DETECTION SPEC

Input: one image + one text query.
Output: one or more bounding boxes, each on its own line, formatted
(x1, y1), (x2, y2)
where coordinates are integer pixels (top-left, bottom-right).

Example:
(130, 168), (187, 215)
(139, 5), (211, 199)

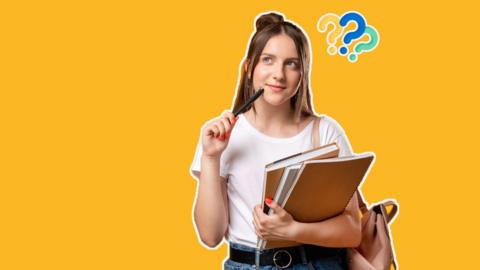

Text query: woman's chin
(263, 95), (289, 107)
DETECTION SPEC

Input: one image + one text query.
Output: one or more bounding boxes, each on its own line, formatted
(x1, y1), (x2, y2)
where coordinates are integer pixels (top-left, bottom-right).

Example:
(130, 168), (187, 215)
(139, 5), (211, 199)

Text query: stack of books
(258, 143), (375, 249)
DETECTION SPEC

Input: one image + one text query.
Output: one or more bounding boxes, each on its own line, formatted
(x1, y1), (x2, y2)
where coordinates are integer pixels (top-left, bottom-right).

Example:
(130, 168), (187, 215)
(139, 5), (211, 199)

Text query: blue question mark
(339, 12), (366, 55)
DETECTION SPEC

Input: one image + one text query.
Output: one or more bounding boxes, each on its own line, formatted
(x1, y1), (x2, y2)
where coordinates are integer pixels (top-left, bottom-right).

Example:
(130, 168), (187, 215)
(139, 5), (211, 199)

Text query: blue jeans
(224, 242), (347, 270)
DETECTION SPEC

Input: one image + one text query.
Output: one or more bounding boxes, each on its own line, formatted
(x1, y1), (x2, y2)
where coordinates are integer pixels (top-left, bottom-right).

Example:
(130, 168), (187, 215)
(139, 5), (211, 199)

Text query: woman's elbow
(193, 218), (225, 248)
(199, 234), (223, 248)
(193, 221), (223, 248)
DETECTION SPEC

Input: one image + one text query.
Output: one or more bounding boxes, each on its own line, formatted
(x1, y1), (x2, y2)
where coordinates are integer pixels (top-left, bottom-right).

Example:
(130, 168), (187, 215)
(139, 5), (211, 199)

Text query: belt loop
(254, 248), (260, 269)
(298, 245), (308, 264)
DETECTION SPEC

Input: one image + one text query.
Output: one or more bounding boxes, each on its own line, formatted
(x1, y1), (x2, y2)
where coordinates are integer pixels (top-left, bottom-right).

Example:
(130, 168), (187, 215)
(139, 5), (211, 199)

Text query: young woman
(190, 12), (361, 270)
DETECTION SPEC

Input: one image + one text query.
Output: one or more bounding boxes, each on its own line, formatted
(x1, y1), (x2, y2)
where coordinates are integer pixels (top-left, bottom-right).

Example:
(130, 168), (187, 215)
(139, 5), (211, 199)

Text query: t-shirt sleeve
(190, 137), (203, 180)
(189, 136), (229, 181)
(319, 116), (354, 157)
(334, 132), (354, 157)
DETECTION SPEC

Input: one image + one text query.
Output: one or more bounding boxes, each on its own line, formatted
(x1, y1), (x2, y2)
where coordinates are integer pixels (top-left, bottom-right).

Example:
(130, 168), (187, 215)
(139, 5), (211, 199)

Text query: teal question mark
(348, 26), (379, 62)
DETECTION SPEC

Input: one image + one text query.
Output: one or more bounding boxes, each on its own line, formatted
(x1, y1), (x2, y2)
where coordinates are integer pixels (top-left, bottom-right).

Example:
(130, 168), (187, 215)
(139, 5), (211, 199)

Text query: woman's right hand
(201, 111), (238, 159)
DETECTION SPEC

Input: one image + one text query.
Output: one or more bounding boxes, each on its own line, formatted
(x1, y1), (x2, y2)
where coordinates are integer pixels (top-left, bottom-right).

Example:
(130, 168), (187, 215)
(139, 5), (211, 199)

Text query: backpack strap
(310, 116), (369, 215)
(311, 116), (321, 148)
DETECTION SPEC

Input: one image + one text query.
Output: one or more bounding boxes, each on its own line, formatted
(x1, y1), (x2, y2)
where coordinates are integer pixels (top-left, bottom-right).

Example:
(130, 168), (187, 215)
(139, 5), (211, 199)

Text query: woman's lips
(266, 84), (286, 92)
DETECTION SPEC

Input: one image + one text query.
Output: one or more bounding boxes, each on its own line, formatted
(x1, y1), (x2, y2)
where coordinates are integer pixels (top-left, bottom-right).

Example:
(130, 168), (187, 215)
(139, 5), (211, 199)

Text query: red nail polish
(219, 135), (225, 140)
(265, 197), (272, 205)
(226, 132), (230, 139)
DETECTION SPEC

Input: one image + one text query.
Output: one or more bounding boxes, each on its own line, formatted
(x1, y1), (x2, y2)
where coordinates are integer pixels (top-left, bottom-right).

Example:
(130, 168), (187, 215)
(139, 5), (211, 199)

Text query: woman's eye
(287, 61), (299, 69)
(262, 57), (272, 64)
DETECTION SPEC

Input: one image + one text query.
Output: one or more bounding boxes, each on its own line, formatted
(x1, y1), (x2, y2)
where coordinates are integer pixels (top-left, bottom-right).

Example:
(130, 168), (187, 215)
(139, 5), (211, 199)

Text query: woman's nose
(272, 63), (285, 81)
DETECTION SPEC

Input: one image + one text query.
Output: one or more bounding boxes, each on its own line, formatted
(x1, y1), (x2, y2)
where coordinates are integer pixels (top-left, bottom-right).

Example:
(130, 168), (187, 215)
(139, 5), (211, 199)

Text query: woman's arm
(193, 155), (229, 248)
(193, 112), (237, 248)
(253, 191), (361, 248)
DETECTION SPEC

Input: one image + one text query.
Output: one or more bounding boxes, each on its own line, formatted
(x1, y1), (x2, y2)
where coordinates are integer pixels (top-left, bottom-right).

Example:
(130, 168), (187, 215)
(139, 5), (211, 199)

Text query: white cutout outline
(186, 10), (400, 269)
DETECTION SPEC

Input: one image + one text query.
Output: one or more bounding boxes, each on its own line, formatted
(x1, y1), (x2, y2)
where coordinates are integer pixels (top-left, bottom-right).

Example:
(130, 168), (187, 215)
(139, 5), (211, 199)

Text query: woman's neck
(244, 99), (308, 137)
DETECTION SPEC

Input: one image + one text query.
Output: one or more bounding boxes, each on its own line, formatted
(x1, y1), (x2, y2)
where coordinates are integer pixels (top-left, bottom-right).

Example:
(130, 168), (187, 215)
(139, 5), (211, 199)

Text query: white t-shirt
(190, 114), (354, 247)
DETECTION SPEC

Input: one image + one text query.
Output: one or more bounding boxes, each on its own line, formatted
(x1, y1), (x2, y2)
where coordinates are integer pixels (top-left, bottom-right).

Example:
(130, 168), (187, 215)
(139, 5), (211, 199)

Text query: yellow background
(1, 0), (479, 269)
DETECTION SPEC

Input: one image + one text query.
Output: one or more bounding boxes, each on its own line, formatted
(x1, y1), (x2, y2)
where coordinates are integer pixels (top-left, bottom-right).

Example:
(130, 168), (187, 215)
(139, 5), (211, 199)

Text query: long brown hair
(233, 12), (314, 121)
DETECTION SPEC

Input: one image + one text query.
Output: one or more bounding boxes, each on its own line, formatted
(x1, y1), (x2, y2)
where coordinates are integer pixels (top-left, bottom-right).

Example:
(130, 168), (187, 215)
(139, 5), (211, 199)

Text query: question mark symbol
(348, 26), (380, 62)
(339, 11), (366, 55)
(317, 13), (344, 55)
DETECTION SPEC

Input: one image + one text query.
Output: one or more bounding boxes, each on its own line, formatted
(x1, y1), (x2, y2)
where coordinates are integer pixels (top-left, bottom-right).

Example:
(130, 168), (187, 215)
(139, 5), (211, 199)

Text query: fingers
(205, 111), (239, 141)
(252, 214), (263, 239)
(265, 198), (285, 217)
(252, 206), (265, 239)
(205, 121), (226, 139)
(215, 121), (226, 139)
(253, 204), (264, 221)
(222, 111), (238, 139)
(375, 213), (388, 242)
(216, 111), (238, 140)
(221, 111), (236, 125)
(364, 211), (376, 234)
(206, 124), (220, 138)
(205, 124), (220, 137)
(219, 118), (231, 139)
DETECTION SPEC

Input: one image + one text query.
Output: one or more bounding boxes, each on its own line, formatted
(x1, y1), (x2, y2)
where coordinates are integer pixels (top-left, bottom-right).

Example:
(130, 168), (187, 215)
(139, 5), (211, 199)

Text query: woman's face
(251, 34), (302, 107)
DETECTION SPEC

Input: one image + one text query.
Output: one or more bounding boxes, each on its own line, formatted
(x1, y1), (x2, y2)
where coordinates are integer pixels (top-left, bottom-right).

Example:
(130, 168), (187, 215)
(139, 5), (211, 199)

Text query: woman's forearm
(193, 155), (229, 248)
(290, 212), (361, 248)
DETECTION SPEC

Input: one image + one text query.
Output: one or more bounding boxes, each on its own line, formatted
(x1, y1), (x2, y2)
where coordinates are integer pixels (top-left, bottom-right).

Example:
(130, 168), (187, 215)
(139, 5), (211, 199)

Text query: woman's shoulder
(314, 113), (348, 137)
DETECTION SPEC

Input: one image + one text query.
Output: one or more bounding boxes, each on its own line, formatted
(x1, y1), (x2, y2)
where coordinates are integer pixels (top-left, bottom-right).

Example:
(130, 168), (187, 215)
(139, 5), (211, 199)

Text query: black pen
(232, 88), (264, 117)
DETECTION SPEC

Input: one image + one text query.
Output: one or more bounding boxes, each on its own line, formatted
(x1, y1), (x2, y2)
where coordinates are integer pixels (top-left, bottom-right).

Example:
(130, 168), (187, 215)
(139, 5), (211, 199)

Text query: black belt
(229, 244), (343, 269)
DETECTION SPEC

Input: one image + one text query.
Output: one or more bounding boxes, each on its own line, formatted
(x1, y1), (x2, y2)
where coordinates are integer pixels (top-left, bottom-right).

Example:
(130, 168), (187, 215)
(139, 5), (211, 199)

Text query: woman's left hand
(252, 198), (298, 241)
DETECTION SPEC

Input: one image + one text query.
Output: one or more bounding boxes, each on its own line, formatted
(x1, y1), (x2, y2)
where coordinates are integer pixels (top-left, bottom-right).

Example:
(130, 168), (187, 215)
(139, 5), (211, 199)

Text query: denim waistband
(228, 242), (262, 252)
(227, 241), (347, 269)
(228, 241), (343, 254)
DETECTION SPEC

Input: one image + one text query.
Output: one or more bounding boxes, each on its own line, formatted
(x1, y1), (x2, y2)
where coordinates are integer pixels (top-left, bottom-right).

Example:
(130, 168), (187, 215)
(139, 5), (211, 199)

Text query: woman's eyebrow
(261, 53), (299, 61)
